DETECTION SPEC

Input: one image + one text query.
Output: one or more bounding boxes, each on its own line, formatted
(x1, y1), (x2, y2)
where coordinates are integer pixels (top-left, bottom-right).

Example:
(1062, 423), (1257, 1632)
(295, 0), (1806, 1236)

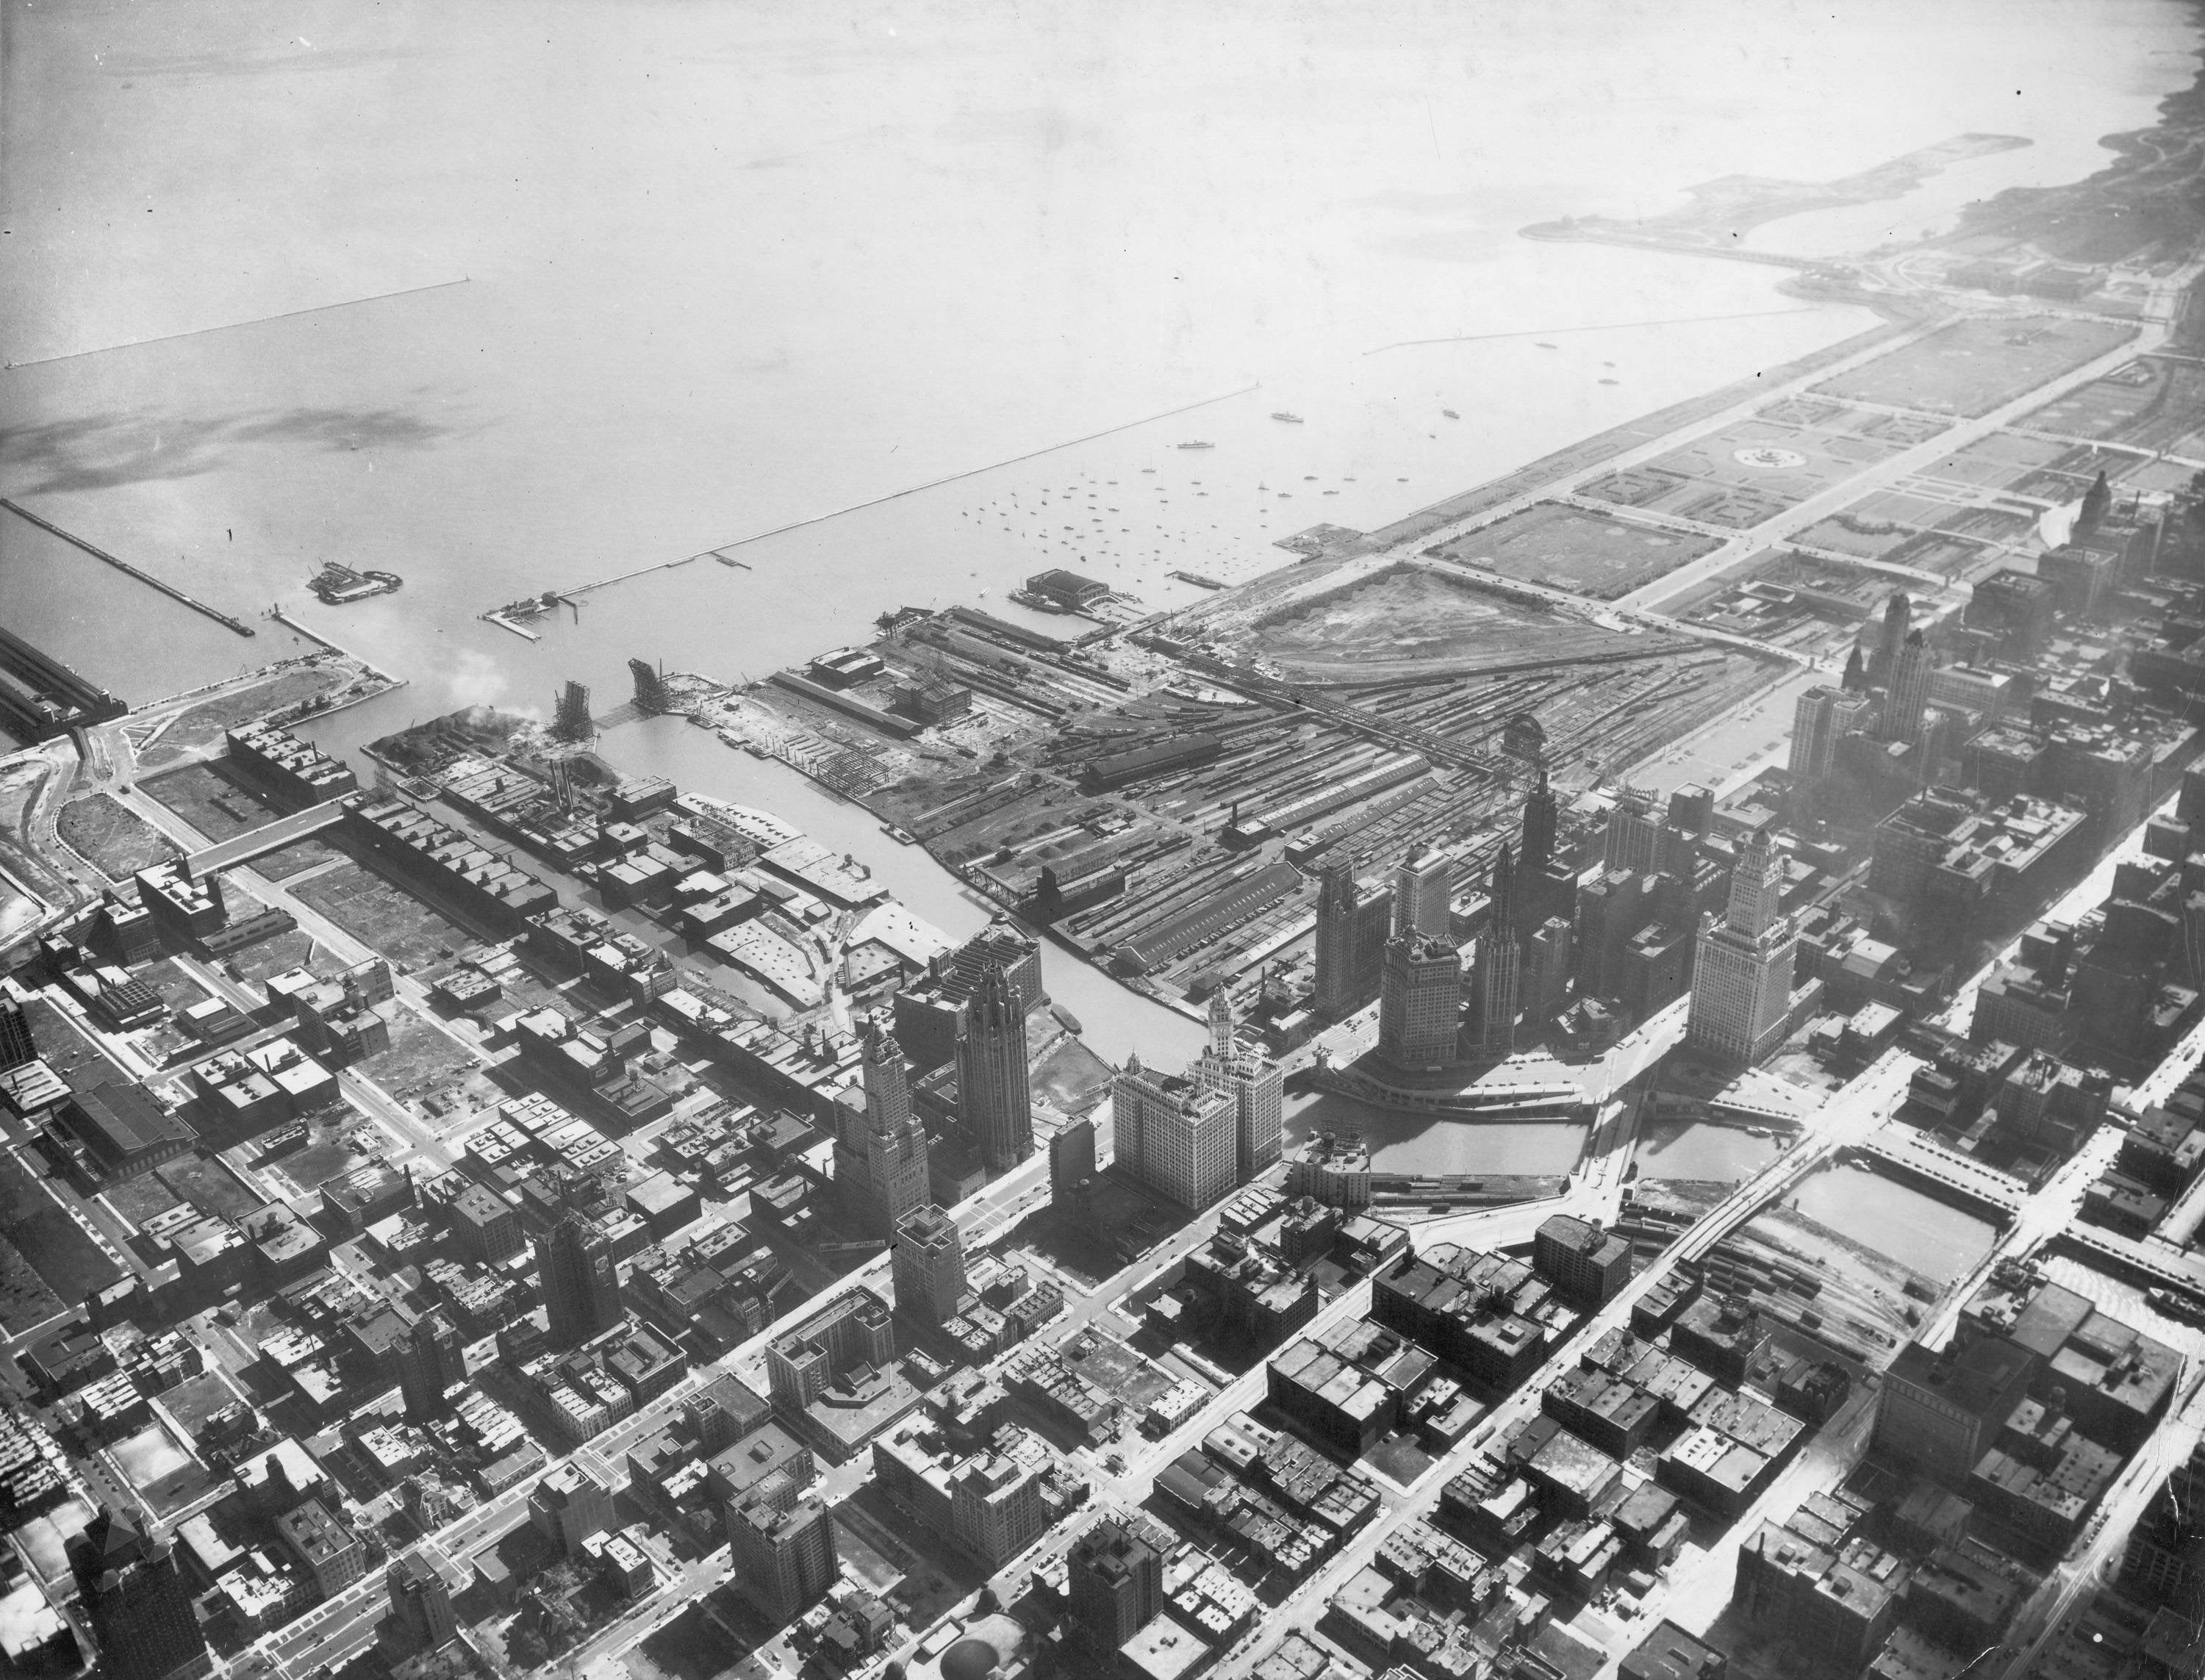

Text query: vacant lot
(141, 762), (282, 845)
(55, 794), (181, 879)
(1247, 562), (1646, 679)
(254, 836), (342, 880)
(1427, 500), (1720, 597)
(1812, 315), (2134, 417)
(103, 1174), (183, 1231)
(293, 858), (473, 970)
(155, 1155), (265, 1221)
(356, 1013), (485, 1116)
(136, 664), (359, 772)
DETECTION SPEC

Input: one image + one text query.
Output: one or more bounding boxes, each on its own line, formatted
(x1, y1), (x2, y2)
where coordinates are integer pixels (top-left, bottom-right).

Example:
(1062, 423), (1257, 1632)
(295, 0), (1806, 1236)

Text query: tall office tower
(1842, 646), (1867, 692)
(1069, 1519), (1165, 1645)
(1111, 1055), (1238, 1211)
(395, 1309), (466, 1421)
(68, 1510), (212, 1680)
(537, 1213), (623, 1348)
(1049, 1116), (1097, 1205)
(1573, 866), (1643, 1002)
(1466, 845), (1521, 1057)
(727, 1491), (838, 1621)
(387, 1548), (459, 1650)
(850, 1018), (931, 1235)
(1602, 787), (1663, 874)
(1313, 858), (1394, 1019)
(1524, 916), (1575, 1023)
(1873, 591), (1912, 683)
(1686, 830), (1801, 1066)
(1518, 767), (1563, 928)
(956, 963), (1033, 1171)
(1191, 990), (1285, 1180)
(1788, 685), (1874, 783)
(0, 994), (33, 1070)
(1521, 768), (1557, 882)
(1394, 843), (1453, 941)
(891, 1204), (967, 1325)
(1378, 933), (1463, 1072)
(1880, 629), (1935, 744)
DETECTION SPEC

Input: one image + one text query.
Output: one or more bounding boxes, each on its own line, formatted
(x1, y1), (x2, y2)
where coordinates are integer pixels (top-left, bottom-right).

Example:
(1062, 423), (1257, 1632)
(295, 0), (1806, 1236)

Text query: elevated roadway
(183, 800), (347, 875)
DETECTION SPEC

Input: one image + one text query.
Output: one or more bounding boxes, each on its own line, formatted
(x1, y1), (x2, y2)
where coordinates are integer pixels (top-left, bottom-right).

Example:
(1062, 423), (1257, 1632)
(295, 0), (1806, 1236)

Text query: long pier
(1, 499), (255, 637)
(535, 379), (1264, 605)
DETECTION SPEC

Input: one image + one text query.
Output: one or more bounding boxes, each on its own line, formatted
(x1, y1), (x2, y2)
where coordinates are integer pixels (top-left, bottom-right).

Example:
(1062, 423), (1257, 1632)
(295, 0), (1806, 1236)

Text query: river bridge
(1847, 1124), (2026, 1221)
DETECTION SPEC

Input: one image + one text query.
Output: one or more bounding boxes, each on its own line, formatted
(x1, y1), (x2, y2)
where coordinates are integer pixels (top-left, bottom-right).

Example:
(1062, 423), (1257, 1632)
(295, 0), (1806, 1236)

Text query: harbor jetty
(1, 498), (256, 637)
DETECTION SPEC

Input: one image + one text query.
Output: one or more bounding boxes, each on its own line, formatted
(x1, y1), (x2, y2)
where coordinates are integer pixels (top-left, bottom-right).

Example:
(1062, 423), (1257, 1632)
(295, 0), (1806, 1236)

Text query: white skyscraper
(1788, 685), (1872, 783)
(1112, 1055), (1238, 1211)
(1191, 991), (1285, 1180)
(1394, 844), (1453, 941)
(1686, 830), (1801, 1066)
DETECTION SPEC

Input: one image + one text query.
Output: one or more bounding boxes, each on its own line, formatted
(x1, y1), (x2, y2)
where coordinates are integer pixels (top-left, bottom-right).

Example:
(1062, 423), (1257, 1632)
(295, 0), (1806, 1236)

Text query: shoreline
(690, 38), (2205, 1041)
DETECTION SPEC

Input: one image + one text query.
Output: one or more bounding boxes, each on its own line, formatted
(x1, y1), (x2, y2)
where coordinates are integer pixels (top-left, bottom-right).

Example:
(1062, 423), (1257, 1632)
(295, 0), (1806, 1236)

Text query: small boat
(883, 825), (919, 845)
(1176, 440), (1215, 450)
(1599, 378), (1619, 386)
(1442, 409), (1459, 419)
(1536, 342), (1557, 349)
(1271, 412), (1304, 423)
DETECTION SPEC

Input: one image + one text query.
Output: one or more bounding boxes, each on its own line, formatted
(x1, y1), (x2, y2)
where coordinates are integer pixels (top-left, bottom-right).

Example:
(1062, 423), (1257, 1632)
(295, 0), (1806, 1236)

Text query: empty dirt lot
(1426, 500), (1720, 597)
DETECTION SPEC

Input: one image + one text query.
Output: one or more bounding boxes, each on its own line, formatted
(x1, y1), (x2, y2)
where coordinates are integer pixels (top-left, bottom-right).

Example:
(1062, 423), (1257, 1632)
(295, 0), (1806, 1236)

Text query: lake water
(1, 0), (2195, 1073)
(4, 0), (2195, 728)
(1789, 1163), (2000, 1281)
